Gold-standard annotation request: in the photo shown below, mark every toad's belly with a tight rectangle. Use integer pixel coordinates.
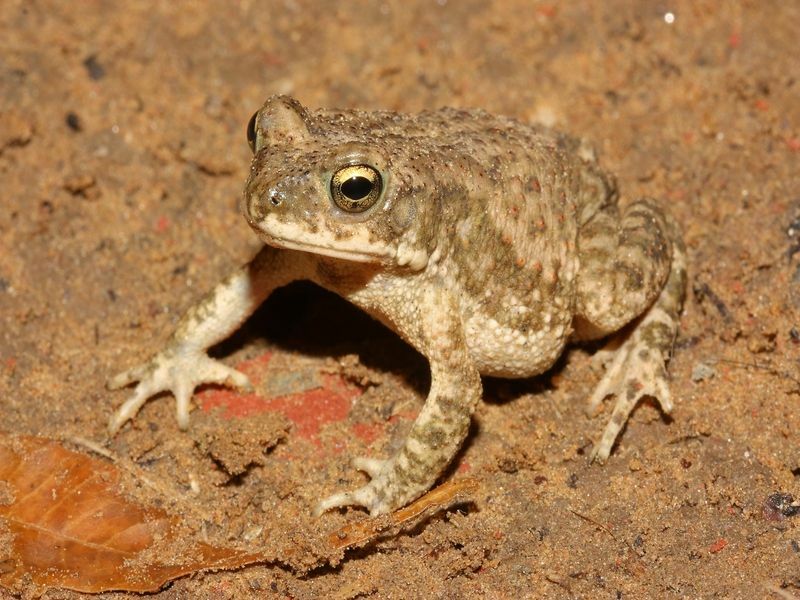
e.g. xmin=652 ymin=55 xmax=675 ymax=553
xmin=463 ymin=300 xmax=574 ymax=379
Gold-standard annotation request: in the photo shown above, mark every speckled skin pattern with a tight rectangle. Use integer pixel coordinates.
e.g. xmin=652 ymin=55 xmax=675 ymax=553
xmin=108 ymin=96 xmax=687 ymax=516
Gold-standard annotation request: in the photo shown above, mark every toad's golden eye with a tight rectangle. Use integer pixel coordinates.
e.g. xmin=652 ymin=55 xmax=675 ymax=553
xmin=330 ymin=164 xmax=383 ymax=212
xmin=246 ymin=111 xmax=259 ymax=153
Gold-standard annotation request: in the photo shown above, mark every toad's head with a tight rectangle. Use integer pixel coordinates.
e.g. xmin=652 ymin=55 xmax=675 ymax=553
xmin=242 ymin=96 xmax=442 ymax=270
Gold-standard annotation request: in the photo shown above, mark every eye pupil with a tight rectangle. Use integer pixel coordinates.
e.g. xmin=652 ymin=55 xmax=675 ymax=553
xmin=341 ymin=176 xmax=373 ymax=200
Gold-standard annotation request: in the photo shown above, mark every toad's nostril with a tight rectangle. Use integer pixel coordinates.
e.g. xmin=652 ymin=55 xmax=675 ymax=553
xmin=269 ymin=190 xmax=282 ymax=206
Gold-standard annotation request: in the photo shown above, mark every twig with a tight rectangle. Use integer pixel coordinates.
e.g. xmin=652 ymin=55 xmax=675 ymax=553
xmin=709 ymin=358 xmax=800 ymax=392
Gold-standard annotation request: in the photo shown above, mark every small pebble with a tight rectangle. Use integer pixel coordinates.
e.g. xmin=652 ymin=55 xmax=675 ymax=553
xmin=691 ymin=361 xmax=716 ymax=382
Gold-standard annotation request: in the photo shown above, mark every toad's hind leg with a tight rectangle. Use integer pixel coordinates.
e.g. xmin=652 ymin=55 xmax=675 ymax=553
xmin=573 ymin=200 xmax=687 ymax=461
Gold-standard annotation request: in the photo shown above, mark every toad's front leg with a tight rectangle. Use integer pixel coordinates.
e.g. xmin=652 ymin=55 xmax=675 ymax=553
xmin=107 ymin=246 xmax=307 ymax=434
xmin=315 ymin=287 xmax=481 ymax=516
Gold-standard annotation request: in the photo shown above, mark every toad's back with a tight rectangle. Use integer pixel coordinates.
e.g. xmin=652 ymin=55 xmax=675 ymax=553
xmin=310 ymin=107 xmax=618 ymax=377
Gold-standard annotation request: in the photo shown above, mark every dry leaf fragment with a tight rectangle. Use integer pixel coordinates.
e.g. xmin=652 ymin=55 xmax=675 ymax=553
xmin=328 ymin=478 xmax=479 ymax=551
xmin=0 ymin=434 xmax=265 ymax=593
xmin=0 ymin=434 xmax=481 ymax=592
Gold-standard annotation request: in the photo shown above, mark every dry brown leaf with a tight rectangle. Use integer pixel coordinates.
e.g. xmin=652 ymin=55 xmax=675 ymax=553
xmin=0 ymin=434 xmax=480 ymax=592
xmin=0 ymin=434 xmax=265 ymax=593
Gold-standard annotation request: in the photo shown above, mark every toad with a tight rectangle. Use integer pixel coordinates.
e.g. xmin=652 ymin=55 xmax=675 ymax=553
xmin=108 ymin=96 xmax=687 ymax=516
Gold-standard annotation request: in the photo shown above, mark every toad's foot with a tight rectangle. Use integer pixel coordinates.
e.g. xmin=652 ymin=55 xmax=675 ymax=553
xmin=587 ymin=307 xmax=675 ymax=463
xmin=107 ymin=348 xmax=253 ymax=435
xmin=313 ymin=457 xmax=394 ymax=517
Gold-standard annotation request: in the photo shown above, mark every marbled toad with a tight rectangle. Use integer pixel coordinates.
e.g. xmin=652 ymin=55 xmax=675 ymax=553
xmin=108 ymin=96 xmax=687 ymax=516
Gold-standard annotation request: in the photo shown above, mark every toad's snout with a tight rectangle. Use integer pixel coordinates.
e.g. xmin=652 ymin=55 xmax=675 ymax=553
xmin=242 ymin=170 xmax=323 ymax=237
xmin=243 ymin=175 xmax=295 ymax=227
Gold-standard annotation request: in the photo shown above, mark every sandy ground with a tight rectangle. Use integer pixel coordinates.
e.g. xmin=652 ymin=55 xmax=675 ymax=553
xmin=1 ymin=0 xmax=799 ymax=597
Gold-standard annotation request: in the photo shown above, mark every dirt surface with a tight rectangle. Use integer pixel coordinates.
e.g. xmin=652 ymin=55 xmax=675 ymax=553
xmin=1 ymin=0 xmax=799 ymax=598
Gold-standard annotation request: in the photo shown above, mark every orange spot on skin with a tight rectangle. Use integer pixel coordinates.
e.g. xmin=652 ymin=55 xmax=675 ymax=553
xmin=728 ymin=31 xmax=741 ymax=48
xmin=457 ymin=461 xmax=471 ymax=473
xmin=754 ymin=99 xmax=769 ymax=112
xmin=787 ymin=137 xmax=800 ymax=152
xmin=709 ymin=538 xmax=727 ymax=553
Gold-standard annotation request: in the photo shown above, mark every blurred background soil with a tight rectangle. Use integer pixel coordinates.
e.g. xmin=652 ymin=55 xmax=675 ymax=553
xmin=1 ymin=0 xmax=799 ymax=597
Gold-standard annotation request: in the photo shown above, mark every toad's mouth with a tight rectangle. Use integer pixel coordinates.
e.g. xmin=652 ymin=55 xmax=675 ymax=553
xmin=251 ymin=217 xmax=391 ymax=264
xmin=266 ymin=236 xmax=388 ymax=262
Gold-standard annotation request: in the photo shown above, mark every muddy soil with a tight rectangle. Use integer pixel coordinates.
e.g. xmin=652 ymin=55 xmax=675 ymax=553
xmin=1 ymin=1 xmax=799 ymax=598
